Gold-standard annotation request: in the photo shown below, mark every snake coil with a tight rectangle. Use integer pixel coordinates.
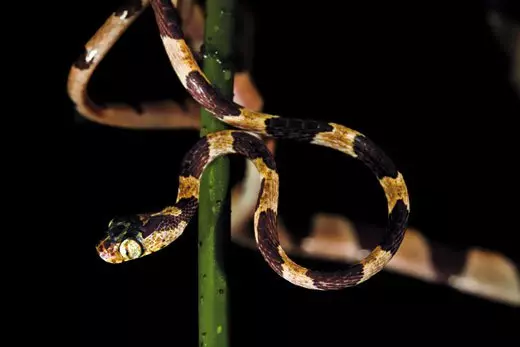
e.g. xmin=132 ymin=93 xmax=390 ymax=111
xmin=71 ymin=0 xmax=410 ymax=290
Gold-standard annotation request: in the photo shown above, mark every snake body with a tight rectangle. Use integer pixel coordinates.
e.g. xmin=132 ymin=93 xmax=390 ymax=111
xmin=71 ymin=0 xmax=519 ymax=303
xmin=74 ymin=0 xmax=410 ymax=290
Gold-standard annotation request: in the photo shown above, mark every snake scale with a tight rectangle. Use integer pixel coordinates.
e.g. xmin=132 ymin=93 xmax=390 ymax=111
xmin=71 ymin=0 xmax=410 ymax=290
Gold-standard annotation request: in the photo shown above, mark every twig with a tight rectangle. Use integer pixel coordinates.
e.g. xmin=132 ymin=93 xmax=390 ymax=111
xmin=198 ymin=0 xmax=236 ymax=345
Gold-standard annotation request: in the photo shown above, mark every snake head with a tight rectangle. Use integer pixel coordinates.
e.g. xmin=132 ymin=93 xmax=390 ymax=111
xmin=96 ymin=215 xmax=147 ymax=264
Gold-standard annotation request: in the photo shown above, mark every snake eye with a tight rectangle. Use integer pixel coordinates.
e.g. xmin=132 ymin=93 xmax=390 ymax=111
xmin=119 ymin=238 xmax=143 ymax=260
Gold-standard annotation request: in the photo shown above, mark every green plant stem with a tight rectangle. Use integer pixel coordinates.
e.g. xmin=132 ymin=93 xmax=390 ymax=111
xmin=198 ymin=0 xmax=236 ymax=346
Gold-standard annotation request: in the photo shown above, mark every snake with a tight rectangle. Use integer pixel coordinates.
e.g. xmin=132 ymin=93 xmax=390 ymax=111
xmin=71 ymin=0 xmax=411 ymax=290
xmin=70 ymin=1 xmax=520 ymax=302
xmin=232 ymin=158 xmax=519 ymax=305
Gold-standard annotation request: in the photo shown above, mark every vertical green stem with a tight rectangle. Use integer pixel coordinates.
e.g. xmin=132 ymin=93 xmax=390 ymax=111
xmin=198 ymin=0 xmax=236 ymax=346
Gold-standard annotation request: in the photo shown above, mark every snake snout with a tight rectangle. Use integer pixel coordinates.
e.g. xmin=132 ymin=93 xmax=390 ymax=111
xmin=96 ymin=237 xmax=123 ymax=264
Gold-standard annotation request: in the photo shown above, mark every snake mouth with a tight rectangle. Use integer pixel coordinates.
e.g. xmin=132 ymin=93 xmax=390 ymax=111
xmin=96 ymin=237 xmax=124 ymax=264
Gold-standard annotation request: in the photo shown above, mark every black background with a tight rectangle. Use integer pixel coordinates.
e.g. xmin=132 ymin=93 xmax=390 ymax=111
xmin=72 ymin=0 xmax=519 ymax=346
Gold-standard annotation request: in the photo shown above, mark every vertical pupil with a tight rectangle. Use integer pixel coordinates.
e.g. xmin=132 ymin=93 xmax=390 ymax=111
xmin=120 ymin=238 xmax=142 ymax=259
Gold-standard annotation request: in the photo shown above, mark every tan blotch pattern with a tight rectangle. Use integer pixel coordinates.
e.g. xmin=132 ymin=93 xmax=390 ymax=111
xmin=207 ymin=131 xmax=236 ymax=158
xmin=379 ymin=172 xmax=410 ymax=213
xmin=162 ymin=36 xmax=205 ymax=88
xmin=359 ymin=246 xmax=393 ymax=283
xmin=387 ymin=228 xmax=437 ymax=282
xmin=279 ymin=247 xmax=319 ymax=289
xmin=252 ymin=158 xmax=279 ymax=213
xmin=311 ymin=123 xmax=361 ymax=156
xmin=300 ymin=214 xmax=362 ymax=262
xmin=155 ymin=206 xmax=182 ymax=217
xmin=67 ymin=11 xmax=144 ymax=118
xmin=143 ymin=220 xmax=188 ymax=252
xmin=251 ymin=158 xmax=279 ymax=243
xmin=177 ymin=175 xmax=201 ymax=200
xmin=448 ymin=249 xmax=520 ymax=306
xmin=223 ymin=109 xmax=276 ymax=133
